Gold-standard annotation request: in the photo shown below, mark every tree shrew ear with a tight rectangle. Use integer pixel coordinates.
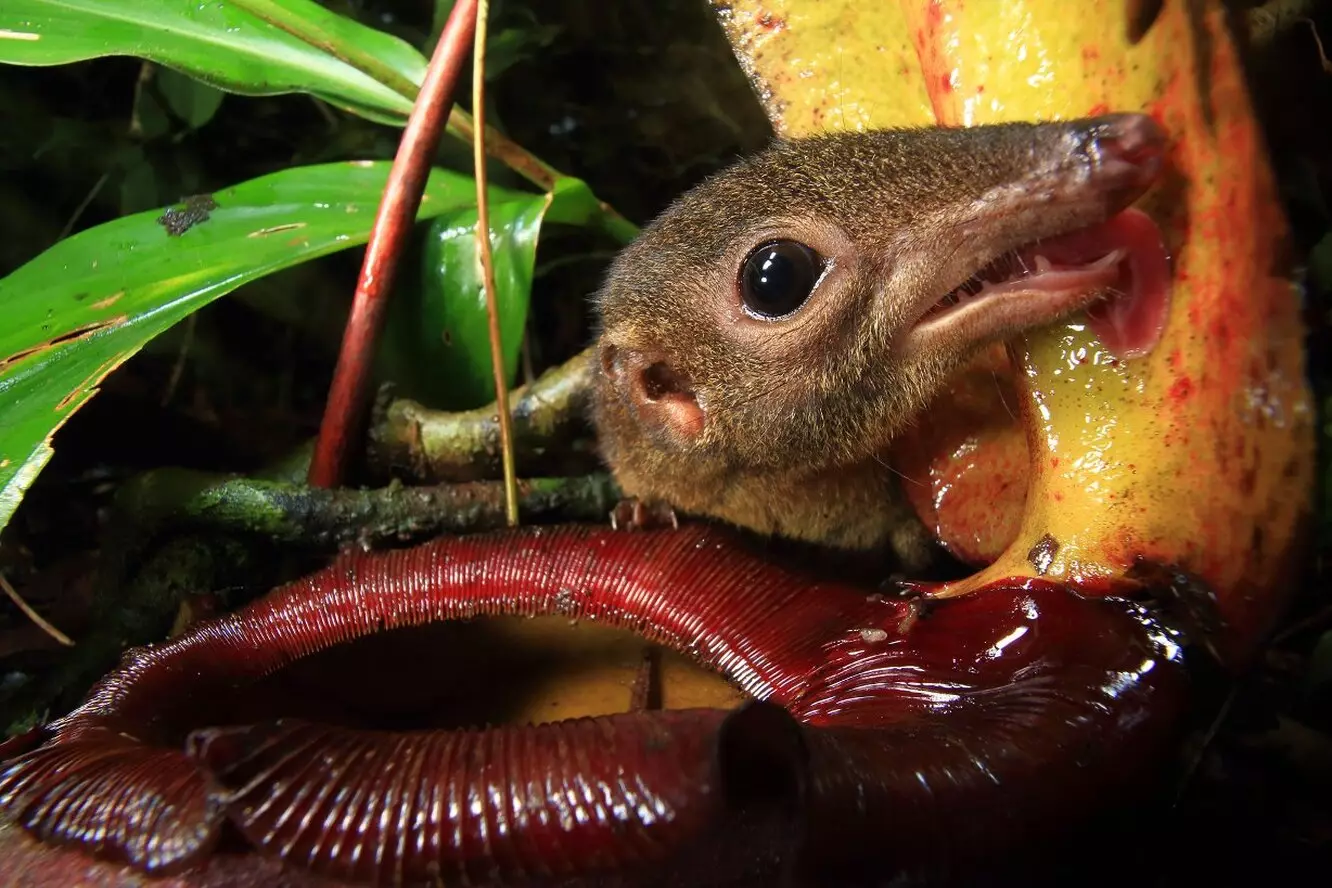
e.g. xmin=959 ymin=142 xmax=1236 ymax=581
xmin=603 ymin=344 xmax=705 ymax=445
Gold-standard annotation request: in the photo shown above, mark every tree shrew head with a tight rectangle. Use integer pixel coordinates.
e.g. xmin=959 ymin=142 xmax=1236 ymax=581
xmin=593 ymin=113 xmax=1171 ymax=480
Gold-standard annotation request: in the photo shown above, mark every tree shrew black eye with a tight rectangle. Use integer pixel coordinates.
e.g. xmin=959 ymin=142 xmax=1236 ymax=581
xmin=739 ymin=239 xmax=823 ymax=319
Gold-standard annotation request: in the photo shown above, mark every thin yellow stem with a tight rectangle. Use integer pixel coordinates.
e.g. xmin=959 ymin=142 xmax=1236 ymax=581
xmin=0 ymin=571 xmax=73 ymax=647
xmin=472 ymin=0 xmax=520 ymax=527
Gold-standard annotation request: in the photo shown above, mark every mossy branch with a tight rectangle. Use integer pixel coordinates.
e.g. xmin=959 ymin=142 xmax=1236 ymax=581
xmin=368 ymin=349 xmax=600 ymax=483
xmin=114 ymin=468 xmax=619 ymax=550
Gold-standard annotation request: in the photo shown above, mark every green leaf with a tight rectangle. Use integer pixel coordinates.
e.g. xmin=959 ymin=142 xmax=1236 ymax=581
xmin=118 ymin=152 xmax=161 ymax=215
xmin=382 ymin=177 xmax=603 ymax=408
xmin=0 ymin=0 xmax=425 ymax=125
xmin=0 ymin=161 xmax=494 ymax=535
xmin=157 ymin=68 xmax=225 ymax=129
xmin=483 ymin=22 xmax=563 ymax=83
xmin=131 ymin=83 xmax=172 ymax=141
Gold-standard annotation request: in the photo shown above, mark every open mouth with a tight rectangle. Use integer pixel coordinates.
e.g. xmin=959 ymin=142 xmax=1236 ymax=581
xmin=910 ymin=208 xmax=1171 ymax=361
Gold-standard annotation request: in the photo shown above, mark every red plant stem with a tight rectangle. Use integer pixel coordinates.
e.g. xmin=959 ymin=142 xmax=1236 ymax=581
xmin=307 ymin=0 xmax=480 ymax=489
xmin=0 ymin=525 xmax=1188 ymax=884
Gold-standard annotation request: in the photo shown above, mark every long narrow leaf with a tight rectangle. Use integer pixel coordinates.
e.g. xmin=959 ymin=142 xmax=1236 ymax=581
xmin=0 ymin=0 xmax=425 ymax=124
xmin=0 ymin=162 xmax=507 ymax=533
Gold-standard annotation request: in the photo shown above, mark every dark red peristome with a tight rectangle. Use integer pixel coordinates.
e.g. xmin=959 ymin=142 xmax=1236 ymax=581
xmin=0 ymin=525 xmax=1187 ymax=885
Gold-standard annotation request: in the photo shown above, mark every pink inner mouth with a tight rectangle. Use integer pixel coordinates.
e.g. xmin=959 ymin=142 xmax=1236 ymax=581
xmin=920 ymin=208 xmax=1172 ymax=360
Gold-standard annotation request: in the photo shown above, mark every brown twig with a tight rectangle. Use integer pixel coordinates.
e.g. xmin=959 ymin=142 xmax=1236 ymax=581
xmin=308 ymin=0 xmax=479 ymax=488
xmin=160 ymin=314 xmax=197 ymax=407
xmin=5 ymin=535 xmax=264 ymax=734
xmin=1246 ymin=0 xmax=1319 ymax=48
xmin=445 ymin=109 xmax=559 ymax=191
xmin=1245 ymin=0 xmax=1332 ymax=72
xmin=368 ymin=349 xmax=597 ymax=483
xmin=57 ymin=171 xmax=109 ymax=242
xmin=1172 ymin=684 xmax=1238 ymax=806
xmin=472 ymin=0 xmax=520 ymax=527
xmin=1271 ymin=602 xmax=1332 ymax=645
xmin=0 ymin=572 xmax=73 ymax=648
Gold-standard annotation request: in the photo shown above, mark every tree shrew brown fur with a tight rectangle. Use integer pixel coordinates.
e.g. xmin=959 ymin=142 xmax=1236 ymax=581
xmin=591 ymin=114 xmax=1166 ymax=566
